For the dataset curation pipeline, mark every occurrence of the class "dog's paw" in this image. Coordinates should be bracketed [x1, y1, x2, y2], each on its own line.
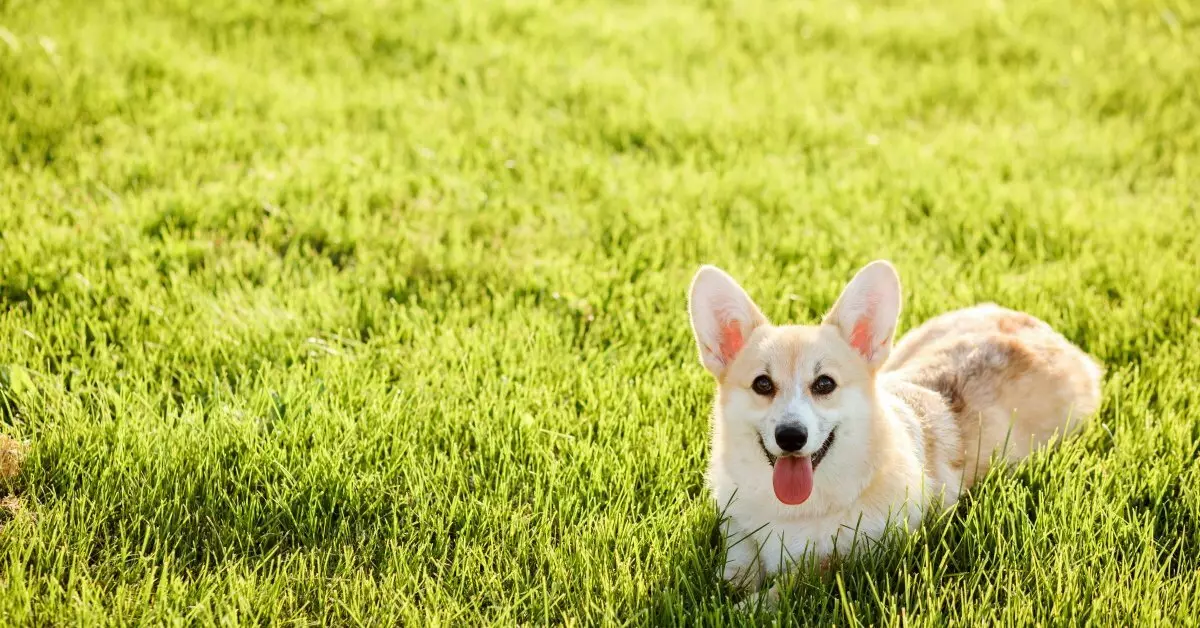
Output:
[721, 560, 759, 592]
[720, 537, 764, 592]
[734, 585, 780, 614]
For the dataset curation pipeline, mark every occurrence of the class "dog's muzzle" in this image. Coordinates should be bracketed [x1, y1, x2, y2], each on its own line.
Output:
[758, 429, 837, 470]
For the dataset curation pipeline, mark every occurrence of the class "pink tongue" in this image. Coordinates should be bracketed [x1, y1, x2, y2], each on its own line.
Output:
[773, 456, 814, 505]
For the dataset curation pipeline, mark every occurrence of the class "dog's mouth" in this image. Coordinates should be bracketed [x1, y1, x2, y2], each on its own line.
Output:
[756, 429, 836, 469]
[757, 429, 837, 506]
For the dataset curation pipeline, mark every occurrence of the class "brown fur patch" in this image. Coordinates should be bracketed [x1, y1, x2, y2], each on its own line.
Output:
[994, 335, 1038, 373]
[888, 303, 1102, 487]
[924, 336, 1038, 415]
[997, 312, 1039, 333]
[946, 376, 968, 415]
[925, 369, 967, 415]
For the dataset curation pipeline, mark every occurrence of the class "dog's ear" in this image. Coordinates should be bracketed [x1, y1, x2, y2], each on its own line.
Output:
[688, 265, 769, 378]
[824, 260, 901, 370]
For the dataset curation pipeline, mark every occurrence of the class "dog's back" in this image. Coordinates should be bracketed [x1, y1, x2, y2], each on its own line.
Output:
[886, 304, 1103, 485]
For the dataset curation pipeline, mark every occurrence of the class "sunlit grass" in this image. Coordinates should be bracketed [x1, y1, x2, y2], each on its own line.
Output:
[1, 0, 1198, 624]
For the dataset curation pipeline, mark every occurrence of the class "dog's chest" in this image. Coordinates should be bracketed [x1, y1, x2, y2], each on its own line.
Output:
[726, 477, 929, 576]
[745, 511, 890, 575]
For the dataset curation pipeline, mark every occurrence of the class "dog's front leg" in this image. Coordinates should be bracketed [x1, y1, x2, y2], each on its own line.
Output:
[720, 521, 765, 592]
[735, 554, 836, 613]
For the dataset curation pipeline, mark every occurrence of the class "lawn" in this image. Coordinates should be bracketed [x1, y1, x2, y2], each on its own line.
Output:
[1, 0, 1198, 624]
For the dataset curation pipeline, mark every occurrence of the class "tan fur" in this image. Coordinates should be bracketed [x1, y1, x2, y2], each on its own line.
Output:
[688, 263, 1104, 607]
[886, 304, 1103, 485]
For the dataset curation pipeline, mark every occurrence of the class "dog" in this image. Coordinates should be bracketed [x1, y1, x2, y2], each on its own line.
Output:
[687, 260, 1102, 604]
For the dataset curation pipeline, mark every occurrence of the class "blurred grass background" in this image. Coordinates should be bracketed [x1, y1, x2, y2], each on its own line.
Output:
[0, 0, 1198, 624]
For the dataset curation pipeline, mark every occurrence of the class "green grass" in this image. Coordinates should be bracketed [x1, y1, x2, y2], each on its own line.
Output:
[1, 0, 1198, 624]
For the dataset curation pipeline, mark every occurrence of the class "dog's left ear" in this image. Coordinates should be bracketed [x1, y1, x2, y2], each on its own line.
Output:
[824, 260, 901, 370]
[688, 265, 769, 378]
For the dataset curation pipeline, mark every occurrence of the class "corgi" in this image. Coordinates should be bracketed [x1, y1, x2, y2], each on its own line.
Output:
[687, 261, 1102, 602]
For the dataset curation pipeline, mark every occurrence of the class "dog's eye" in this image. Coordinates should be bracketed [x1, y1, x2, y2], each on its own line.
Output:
[751, 375, 775, 396]
[810, 375, 837, 395]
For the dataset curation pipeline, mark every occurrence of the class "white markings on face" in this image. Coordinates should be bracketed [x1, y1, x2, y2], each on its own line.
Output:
[758, 353, 854, 456]
[777, 395, 817, 440]
[758, 358, 831, 456]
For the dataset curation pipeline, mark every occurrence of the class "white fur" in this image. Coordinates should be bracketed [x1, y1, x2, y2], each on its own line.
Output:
[695, 262, 963, 603]
[710, 373, 933, 592]
[694, 261, 1101, 611]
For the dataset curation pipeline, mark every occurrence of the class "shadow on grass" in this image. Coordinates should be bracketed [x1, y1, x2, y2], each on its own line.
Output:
[636, 447, 1200, 625]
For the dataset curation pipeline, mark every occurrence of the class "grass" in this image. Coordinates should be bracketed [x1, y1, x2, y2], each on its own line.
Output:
[0, 0, 1198, 624]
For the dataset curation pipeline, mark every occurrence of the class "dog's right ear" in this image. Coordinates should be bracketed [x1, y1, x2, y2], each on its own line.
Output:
[688, 265, 768, 378]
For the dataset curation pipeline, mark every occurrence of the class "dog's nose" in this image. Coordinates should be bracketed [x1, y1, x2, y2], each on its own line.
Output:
[775, 425, 808, 453]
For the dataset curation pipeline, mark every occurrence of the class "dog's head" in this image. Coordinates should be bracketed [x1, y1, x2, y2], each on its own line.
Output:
[688, 261, 901, 506]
